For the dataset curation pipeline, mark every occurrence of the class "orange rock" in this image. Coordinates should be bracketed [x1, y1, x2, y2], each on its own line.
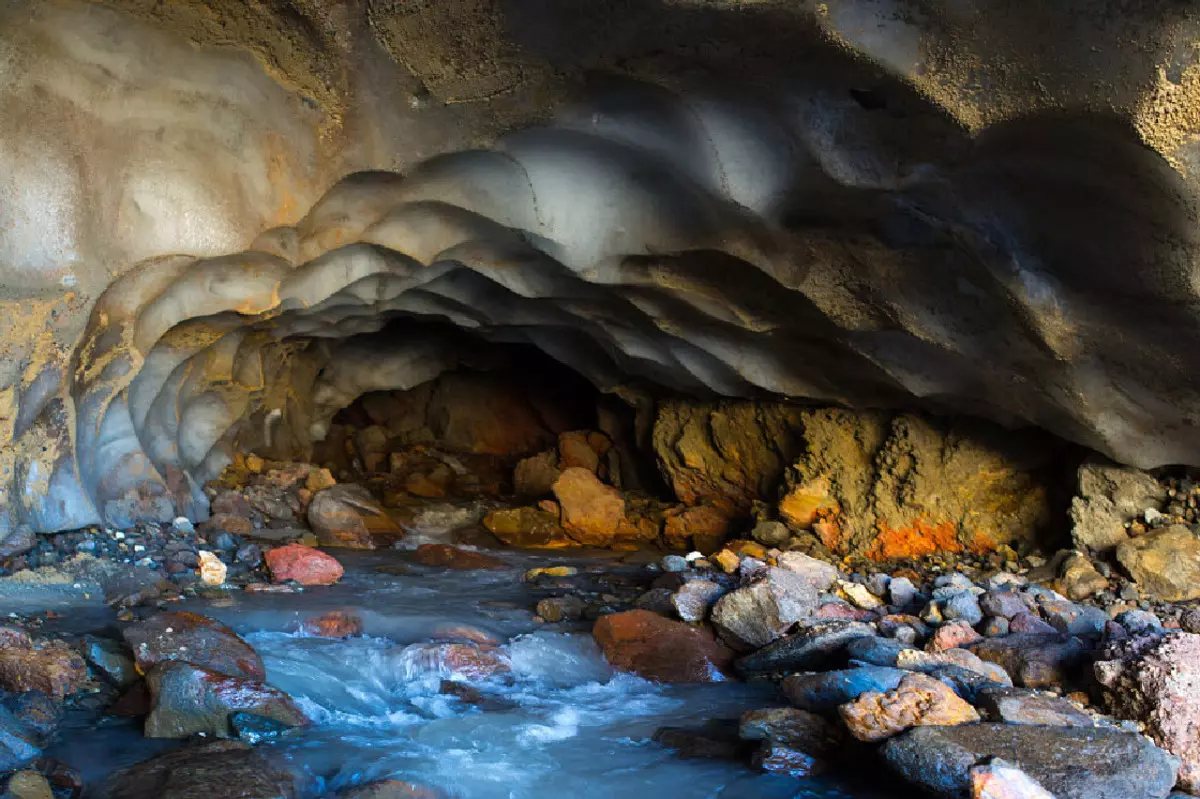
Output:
[592, 610, 734, 683]
[305, 467, 337, 493]
[405, 472, 447, 498]
[779, 477, 838, 529]
[206, 513, 253, 537]
[430, 624, 501, 647]
[300, 611, 363, 638]
[715, 549, 741, 573]
[0, 637, 87, 698]
[838, 673, 980, 742]
[662, 505, 731, 554]
[868, 520, 963, 561]
[412, 544, 505, 570]
[264, 544, 344, 585]
[553, 467, 626, 547]
[482, 506, 573, 548]
[558, 430, 603, 473]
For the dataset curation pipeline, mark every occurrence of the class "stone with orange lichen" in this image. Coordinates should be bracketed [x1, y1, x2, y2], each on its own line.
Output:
[838, 673, 980, 742]
[868, 520, 963, 561]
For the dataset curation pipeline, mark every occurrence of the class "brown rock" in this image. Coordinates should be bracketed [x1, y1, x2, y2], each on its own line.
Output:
[1115, 524, 1200, 601]
[553, 467, 626, 547]
[3, 771, 53, 799]
[305, 467, 337, 493]
[838, 673, 980, 742]
[482, 506, 572, 548]
[123, 611, 266, 681]
[307, 484, 402, 548]
[264, 544, 344, 585]
[205, 513, 254, 537]
[928, 621, 984, 652]
[0, 636, 86, 699]
[430, 624, 501, 647]
[558, 430, 603, 473]
[779, 476, 838, 529]
[593, 610, 734, 683]
[299, 611, 363, 638]
[398, 642, 511, 680]
[513, 450, 561, 498]
[103, 740, 298, 799]
[1058, 552, 1110, 601]
[340, 780, 449, 799]
[412, 544, 505, 570]
[663, 505, 732, 554]
[405, 472, 447, 498]
[739, 706, 840, 754]
[969, 634, 1086, 688]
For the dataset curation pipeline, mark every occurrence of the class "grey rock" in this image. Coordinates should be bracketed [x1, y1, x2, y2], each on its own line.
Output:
[977, 686, 1094, 727]
[1070, 458, 1167, 553]
[661, 555, 688, 573]
[79, 635, 138, 688]
[750, 521, 791, 548]
[843, 636, 914, 667]
[0, 525, 35, 559]
[735, 620, 875, 675]
[979, 590, 1030, 620]
[773, 552, 839, 592]
[144, 661, 307, 739]
[926, 664, 1009, 704]
[671, 579, 725, 623]
[0, 706, 39, 773]
[882, 723, 1179, 799]
[781, 667, 908, 714]
[1008, 612, 1058, 635]
[1115, 609, 1164, 635]
[633, 588, 677, 617]
[711, 567, 820, 650]
[739, 706, 840, 754]
[942, 592, 983, 626]
[981, 616, 1009, 637]
[887, 576, 918, 608]
[1040, 599, 1108, 638]
[969, 633, 1088, 688]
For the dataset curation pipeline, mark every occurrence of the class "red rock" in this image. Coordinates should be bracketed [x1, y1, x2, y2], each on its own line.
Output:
[264, 544, 344, 586]
[412, 544, 505, 570]
[553, 468, 626, 547]
[815, 603, 877, 622]
[299, 611, 363, 638]
[0, 636, 87, 698]
[123, 611, 266, 681]
[928, 620, 984, 652]
[144, 661, 308, 739]
[400, 642, 511, 680]
[592, 609, 734, 683]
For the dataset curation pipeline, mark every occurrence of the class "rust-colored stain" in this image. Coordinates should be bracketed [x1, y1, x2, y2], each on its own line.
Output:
[868, 519, 962, 561]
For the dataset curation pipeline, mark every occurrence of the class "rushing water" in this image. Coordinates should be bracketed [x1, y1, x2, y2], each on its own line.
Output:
[46, 548, 912, 798]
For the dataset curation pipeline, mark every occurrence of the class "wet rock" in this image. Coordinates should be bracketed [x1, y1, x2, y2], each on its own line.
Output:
[2, 771, 53, 799]
[0, 706, 40, 773]
[552, 468, 626, 547]
[78, 636, 137, 688]
[4, 694, 61, 745]
[264, 544, 344, 586]
[0, 633, 86, 699]
[652, 722, 750, 760]
[969, 759, 1056, 799]
[396, 642, 511, 680]
[1115, 524, 1200, 602]
[230, 712, 293, 745]
[782, 667, 908, 714]
[308, 484, 401, 548]
[735, 620, 874, 675]
[536, 596, 585, 623]
[710, 567, 820, 650]
[882, 724, 1179, 799]
[412, 544, 504, 570]
[482, 506, 571, 548]
[123, 611, 266, 681]
[144, 661, 308, 739]
[1070, 458, 1167, 553]
[739, 706, 840, 753]
[340, 781, 448, 799]
[103, 739, 299, 799]
[753, 740, 829, 777]
[671, 580, 724, 623]
[299, 611, 363, 639]
[633, 588, 676, 616]
[1094, 632, 1200, 792]
[976, 687, 1093, 727]
[839, 673, 980, 742]
[592, 610, 733, 683]
[429, 624, 501, 647]
[969, 633, 1085, 689]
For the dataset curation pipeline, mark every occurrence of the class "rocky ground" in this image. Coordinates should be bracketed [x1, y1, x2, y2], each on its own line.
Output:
[2, 408, 1200, 798]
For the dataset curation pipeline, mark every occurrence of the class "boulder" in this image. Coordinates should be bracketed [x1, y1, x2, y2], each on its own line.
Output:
[103, 740, 299, 799]
[299, 611, 363, 639]
[928, 620, 983, 652]
[1069, 458, 1166, 552]
[411, 544, 505, 570]
[78, 635, 138, 688]
[671, 580, 725, 623]
[882, 724, 1180, 799]
[340, 781, 449, 799]
[144, 661, 308, 739]
[979, 590, 1032, 620]
[1115, 525, 1200, 601]
[513, 450, 561, 498]
[482, 506, 572, 548]
[969, 759, 1056, 799]
[536, 596, 585, 622]
[844, 635, 914, 667]
[592, 610, 733, 683]
[264, 544, 344, 585]
[710, 567, 820, 650]
[663, 505, 731, 554]
[750, 521, 791, 548]
[123, 611, 266, 681]
[969, 633, 1086, 688]
[395, 642, 511, 681]
[552, 468, 626, 547]
[739, 706, 840, 754]
[307, 484, 402, 548]
[838, 673, 980, 742]
[782, 666, 908, 714]
[1058, 552, 1110, 601]
[0, 706, 40, 773]
[1094, 632, 1200, 792]
[976, 687, 1093, 727]
[735, 620, 875, 675]
[0, 633, 86, 699]
[774, 552, 839, 591]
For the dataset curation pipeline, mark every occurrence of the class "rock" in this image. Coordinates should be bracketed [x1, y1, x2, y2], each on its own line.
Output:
[739, 707, 840, 754]
[123, 611, 266, 681]
[308, 484, 402, 548]
[514, 450, 562, 498]
[0, 634, 87, 699]
[928, 621, 983, 652]
[898, 648, 1013, 686]
[970, 634, 1086, 688]
[927, 664, 1010, 703]
[536, 596, 585, 622]
[969, 759, 1057, 799]
[976, 687, 1093, 727]
[882, 724, 1180, 799]
[1180, 609, 1200, 634]
[752, 740, 829, 777]
[888, 576, 918, 608]
[1008, 612, 1056, 634]
[264, 544, 344, 585]
[3, 771, 53, 799]
[230, 712, 294, 744]
[299, 611, 363, 638]
[592, 610, 733, 683]
[0, 706, 40, 773]
[0, 525, 35, 558]
[1058, 552, 1110, 601]
[942, 592, 984, 626]
[779, 476, 839, 530]
[782, 667, 908, 714]
[633, 588, 677, 616]
[663, 506, 731, 554]
[710, 567, 820, 650]
[652, 723, 749, 760]
[144, 661, 308, 739]
[1115, 524, 1200, 601]
[980, 591, 1031, 620]
[1093, 632, 1200, 792]
[750, 521, 791, 547]
[482, 506, 571, 548]
[79, 635, 138, 688]
[197, 550, 227, 585]
[396, 642, 511, 680]
[839, 673, 980, 742]
[553, 467, 626, 547]
[1070, 458, 1167, 553]
[713, 549, 740, 573]
[661, 554, 688, 572]
[1039, 599, 1107, 637]
[844, 635, 914, 667]
[412, 544, 505, 570]
[982, 617, 1010, 637]
[671, 580, 725, 623]
[839, 580, 883, 610]
[523, 565, 579, 581]
[735, 620, 875, 675]
[1115, 609, 1163, 635]
[340, 781, 448, 799]
[103, 740, 299, 799]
